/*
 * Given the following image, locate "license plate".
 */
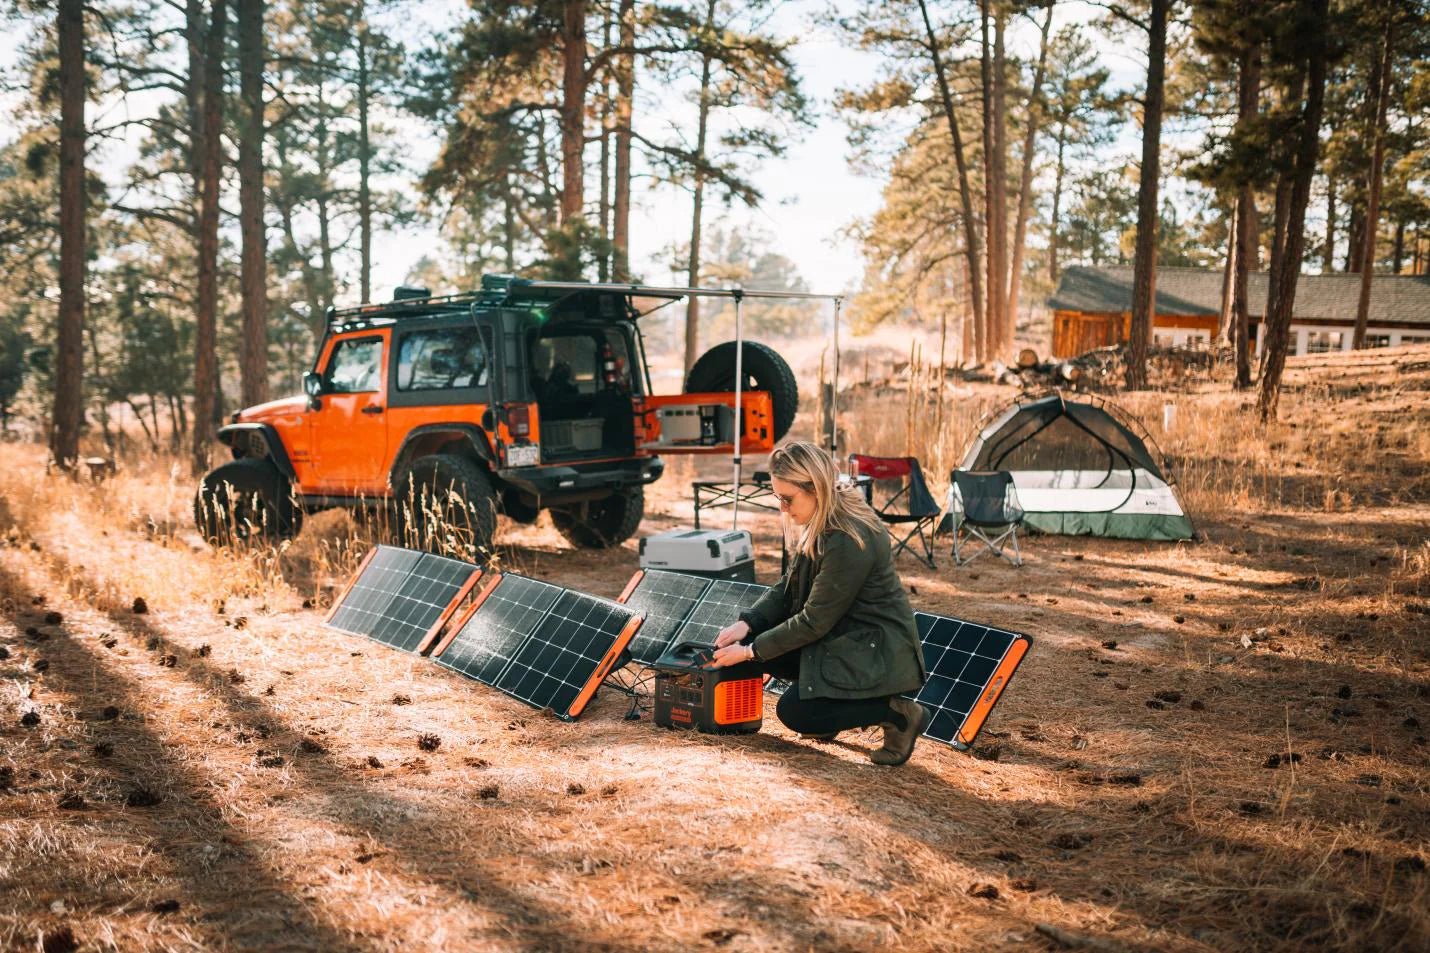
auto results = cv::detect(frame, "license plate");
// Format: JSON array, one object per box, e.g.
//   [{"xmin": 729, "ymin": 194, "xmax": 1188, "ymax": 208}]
[{"xmin": 506, "ymin": 444, "xmax": 540, "ymax": 468}]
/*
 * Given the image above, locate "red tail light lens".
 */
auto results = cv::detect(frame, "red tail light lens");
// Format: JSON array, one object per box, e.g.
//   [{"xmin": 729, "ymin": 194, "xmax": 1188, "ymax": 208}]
[{"xmin": 507, "ymin": 403, "xmax": 531, "ymax": 438}]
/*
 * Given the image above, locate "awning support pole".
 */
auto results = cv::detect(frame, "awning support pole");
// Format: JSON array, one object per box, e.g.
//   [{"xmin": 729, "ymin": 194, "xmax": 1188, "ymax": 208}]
[
  {"xmin": 831, "ymin": 296, "xmax": 842, "ymax": 459},
  {"xmin": 732, "ymin": 288, "xmax": 744, "ymax": 530}
]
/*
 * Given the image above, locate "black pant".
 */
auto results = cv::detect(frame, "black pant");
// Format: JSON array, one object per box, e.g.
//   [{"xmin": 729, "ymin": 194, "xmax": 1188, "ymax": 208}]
[{"xmin": 757, "ymin": 651, "xmax": 903, "ymax": 736}]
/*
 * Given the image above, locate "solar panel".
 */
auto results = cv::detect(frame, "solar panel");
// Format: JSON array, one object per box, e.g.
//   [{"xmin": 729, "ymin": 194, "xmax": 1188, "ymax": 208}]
[
  {"xmin": 908, "ymin": 611, "xmax": 1030, "ymax": 750},
  {"xmin": 673, "ymin": 579, "xmax": 769, "ymax": 648},
  {"xmin": 434, "ymin": 574, "xmax": 562, "ymax": 684},
  {"xmin": 323, "ymin": 546, "xmax": 482, "ymax": 654},
  {"xmin": 367, "ymin": 553, "xmax": 483, "ymax": 653},
  {"xmin": 491, "ymin": 589, "xmax": 641, "ymax": 718},
  {"xmin": 616, "ymin": 569, "xmax": 712, "ymax": 663},
  {"xmin": 432, "ymin": 573, "xmax": 642, "ymax": 719},
  {"xmin": 324, "ymin": 545, "xmax": 423, "ymax": 637}
]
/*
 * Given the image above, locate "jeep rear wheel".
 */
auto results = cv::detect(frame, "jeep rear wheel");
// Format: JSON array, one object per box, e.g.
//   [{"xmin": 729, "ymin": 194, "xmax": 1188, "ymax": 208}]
[
  {"xmin": 395, "ymin": 453, "xmax": 497, "ymax": 557},
  {"xmin": 550, "ymin": 487, "xmax": 644, "ymax": 549},
  {"xmin": 194, "ymin": 458, "xmax": 302, "ymax": 546},
  {"xmin": 684, "ymin": 340, "xmax": 799, "ymax": 442}
]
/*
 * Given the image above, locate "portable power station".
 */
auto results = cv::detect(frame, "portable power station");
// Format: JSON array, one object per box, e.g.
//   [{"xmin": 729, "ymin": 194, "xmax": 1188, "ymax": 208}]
[{"xmin": 651, "ymin": 642, "xmax": 763, "ymax": 734}]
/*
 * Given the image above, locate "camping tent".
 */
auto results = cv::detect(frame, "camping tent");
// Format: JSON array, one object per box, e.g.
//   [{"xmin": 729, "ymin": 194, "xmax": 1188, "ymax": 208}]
[{"xmin": 958, "ymin": 392, "xmax": 1194, "ymax": 541}]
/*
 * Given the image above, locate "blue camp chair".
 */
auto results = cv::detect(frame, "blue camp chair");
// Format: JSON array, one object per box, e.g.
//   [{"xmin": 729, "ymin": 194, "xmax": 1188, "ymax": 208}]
[
  {"xmin": 948, "ymin": 470, "xmax": 1025, "ymax": 566},
  {"xmin": 849, "ymin": 454, "xmax": 941, "ymax": 569}
]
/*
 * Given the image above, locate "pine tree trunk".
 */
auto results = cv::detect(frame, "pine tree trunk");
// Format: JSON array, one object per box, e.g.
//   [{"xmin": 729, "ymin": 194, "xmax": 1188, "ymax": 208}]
[
  {"xmin": 991, "ymin": 10, "xmax": 1010, "ymax": 351},
  {"xmin": 1217, "ymin": 210, "xmax": 1236, "ymax": 343},
  {"xmin": 612, "ymin": 0, "xmax": 634, "ymax": 280},
  {"xmin": 192, "ymin": 0, "xmax": 226, "ymax": 476},
  {"xmin": 503, "ymin": 170, "xmax": 517, "ymax": 272},
  {"xmin": 559, "ymin": 0, "xmax": 587, "ymax": 224},
  {"xmin": 1352, "ymin": 17, "xmax": 1395, "ymax": 349},
  {"xmin": 1344, "ymin": 206, "xmax": 1363, "ymax": 272},
  {"xmin": 1005, "ymin": 2, "xmax": 1053, "ymax": 332},
  {"xmin": 1257, "ymin": 0, "xmax": 1330, "ymax": 422},
  {"xmin": 357, "ymin": 18, "xmax": 372, "ymax": 302},
  {"xmin": 684, "ymin": 0, "xmax": 718, "ymax": 373},
  {"xmin": 238, "ymin": 0, "xmax": 268, "ymax": 408},
  {"xmin": 1233, "ymin": 29, "xmax": 1260, "ymax": 394},
  {"xmin": 980, "ymin": 3, "xmax": 1002, "ymax": 361},
  {"xmin": 186, "ymin": 0, "xmax": 203, "ymax": 180},
  {"xmin": 1234, "ymin": 183, "xmax": 1256, "ymax": 388},
  {"xmin": 1050, "ymin": 120, "xmax": 1067, "ymax": 284},
  {"xmin": 53, "ymin": 0, "xmax": 86, "ymax": 471},
  {"xmin": 1392, "ymin": 219, "xmax": 1405, "ymax": 273},
  {"xmin": 1265, "ymin": 171, "xmax": 1292, "ymax": 318},
  {"xmin": 916, "ymin": 0, "xmax": 984, "ymax": 362},
  {"xmin": 1125, "ymin": 0, "xmax": 1168, "ymax": 391},
  {"xmin": 1323, "ymin": 172, "xmax": 1336, "ymax": 271},
  {"xmin": 597, "ymin": 6, "xmax": 612, "ymax": 281}
]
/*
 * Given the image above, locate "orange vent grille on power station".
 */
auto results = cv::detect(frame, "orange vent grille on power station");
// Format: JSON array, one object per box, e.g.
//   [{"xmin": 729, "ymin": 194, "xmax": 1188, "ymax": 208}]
[{"xmin": 714, "ymin": 678, "xmax": 763, "ymax": 725}]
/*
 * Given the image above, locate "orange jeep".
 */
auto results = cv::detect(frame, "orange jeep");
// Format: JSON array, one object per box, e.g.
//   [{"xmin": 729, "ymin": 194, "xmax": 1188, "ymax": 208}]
[{"xmin": 195, "ymin": 276, "xmax": 798, "ymax": 551}]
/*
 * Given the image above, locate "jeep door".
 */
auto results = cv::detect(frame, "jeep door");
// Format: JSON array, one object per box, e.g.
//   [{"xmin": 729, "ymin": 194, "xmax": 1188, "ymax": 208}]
[{"xmin": 310, "ymin": 332, "xmax": 390, "ymax": 493}]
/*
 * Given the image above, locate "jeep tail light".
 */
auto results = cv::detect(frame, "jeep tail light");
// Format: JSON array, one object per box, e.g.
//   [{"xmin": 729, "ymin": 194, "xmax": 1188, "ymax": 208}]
[{"xmin": 507, "ymin": 403, "xmax": 531, "ymax": 438}]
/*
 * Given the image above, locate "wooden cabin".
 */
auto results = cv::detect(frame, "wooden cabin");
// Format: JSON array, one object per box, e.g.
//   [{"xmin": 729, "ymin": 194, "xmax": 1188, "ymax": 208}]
[{"xmin": 1047, "ymin": 265, "xmax": 1430, "ymax": 358}]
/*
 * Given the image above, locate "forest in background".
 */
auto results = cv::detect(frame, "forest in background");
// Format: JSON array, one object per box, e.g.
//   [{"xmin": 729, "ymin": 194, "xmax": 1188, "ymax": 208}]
[{"xmin": 2, "ymin": 0, "xmax": 1428, "ymax": 473}]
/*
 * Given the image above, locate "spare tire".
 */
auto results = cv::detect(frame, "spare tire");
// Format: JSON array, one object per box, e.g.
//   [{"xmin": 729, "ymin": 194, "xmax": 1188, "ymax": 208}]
[{"xmin": 684, "ymin": 341, "xmax": 798, "ymax": 442}]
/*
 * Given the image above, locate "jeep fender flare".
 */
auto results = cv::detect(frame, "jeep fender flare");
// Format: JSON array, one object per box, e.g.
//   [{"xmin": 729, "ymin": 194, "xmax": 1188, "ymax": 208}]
[
  {"xmin": 217, "ymin": 423, "xmax": 297, "ymax": 481},
  {"xmin": 388, "ymin": 424, "xmax": 497, "ymax": 490}
]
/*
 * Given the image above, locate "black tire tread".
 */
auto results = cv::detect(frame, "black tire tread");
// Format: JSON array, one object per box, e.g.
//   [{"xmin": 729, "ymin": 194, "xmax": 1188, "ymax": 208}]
[
  {"xmin": 194, "ymin": 457, "xmax": 301, "ymax": 545},
  {"xmin": 551, "ymin": 487, "xmax": 644, "ymax": 549},
  {"xmin": 684, "ymin": 340, "xmax": 799, "ymax": 442},
  {"xmin": 395, "ymin": 453, "xmax": 498, "ymax": 555}
]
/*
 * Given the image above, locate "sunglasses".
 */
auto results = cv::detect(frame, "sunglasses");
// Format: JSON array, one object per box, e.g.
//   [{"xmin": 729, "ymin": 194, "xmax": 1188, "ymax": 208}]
[{"xmin": 773, "ymin": 481, "xmax": 813, "ymax": 509}]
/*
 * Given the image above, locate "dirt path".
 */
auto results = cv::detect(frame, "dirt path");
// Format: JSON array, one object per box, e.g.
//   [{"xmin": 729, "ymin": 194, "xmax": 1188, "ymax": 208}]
[{"xmin": 2, "ymin": 364, "xmax": 1428, "ymax": 951}]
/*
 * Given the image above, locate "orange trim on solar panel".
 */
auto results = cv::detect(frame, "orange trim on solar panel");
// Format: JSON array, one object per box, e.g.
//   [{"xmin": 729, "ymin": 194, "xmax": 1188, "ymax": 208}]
[
  {"xmin": 415, "ymin": 568, "xmax": 483, "ymax": 655},
  {"xmin": 714, "ymin": 678, "xmax": 762, "ymax": 724},
  {"xmin": 324, "ymin": 546, "xmax": 378, "ymax": 624},
  {"xmin": 956, "ymin": 637, "xmax": 1030, "ymax": 747},
  {"xmin": 566, "ymin": 612, "xmax": 643, "ymax": 718},
  {"xmin": 430, "ymin": 572, "xmax": 503, "ymax": 657},
  {"xmin": 615, "ymin": 569, "xmax": 645, "ymax": 603}
]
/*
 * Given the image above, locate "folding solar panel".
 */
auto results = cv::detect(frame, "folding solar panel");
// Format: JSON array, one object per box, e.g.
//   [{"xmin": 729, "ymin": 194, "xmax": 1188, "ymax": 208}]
[
  {"xmin": 325, "ymin": 545, "xmax": 423, "ymax": 637},
  {"xmin": 491, "ymin": 590, "xmax": 642, "ymax": 719},
  {"xmin": 432, "ymin": 573, "xmax": 643, "ymax": 720},
  {"xmin": 616, "ymin": 569, "xmax": 712, "ymax": 664},
  {"xmin": 434, "ymin": 573, "xmax": 562, "ymax": 684},
  {"xmin": 673, "ymin": 579, "xmax": 769, "ymax": 649},
  {"xmin": 323, "ymin": 546, "xmax": 482, "ymax": 654},
  {"xmin": 907, "ymin": 611, "xmax": 1030, "ymax": 750},
  {"xmin": 367, "ymin": 553, "xmax": 484, "ymax": 653}
]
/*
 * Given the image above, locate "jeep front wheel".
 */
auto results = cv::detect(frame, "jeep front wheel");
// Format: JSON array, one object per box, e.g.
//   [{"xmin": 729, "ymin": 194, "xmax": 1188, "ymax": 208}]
[
  {"xmin": 395, "ymin": 453, "xmax": 497, "ymax": 557},
  {"xmin": 550, "ymin": 487, "xmax": 644, "ymax": 549},
  {"xmin": 194, "ymin": 458, "xmax": 302, "ymax": 546}
]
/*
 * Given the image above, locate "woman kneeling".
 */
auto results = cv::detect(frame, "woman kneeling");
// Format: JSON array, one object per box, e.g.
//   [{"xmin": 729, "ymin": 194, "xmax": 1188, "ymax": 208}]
[{"xmin": 711, "ymin": 442, "xmax": 930, "ymax": 766}]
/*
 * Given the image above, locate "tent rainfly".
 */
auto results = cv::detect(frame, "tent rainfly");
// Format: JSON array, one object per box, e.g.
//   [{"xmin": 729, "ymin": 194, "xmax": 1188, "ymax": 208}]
[{"xmin": 959, "ymin": 393, "xmax": 1194, "ymax": 541}]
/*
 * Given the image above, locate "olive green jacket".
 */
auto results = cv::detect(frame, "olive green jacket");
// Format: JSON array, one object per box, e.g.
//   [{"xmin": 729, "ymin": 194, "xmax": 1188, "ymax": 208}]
[{"xmin": 742, "ymin": 521, "xmax": 926, "ymax": 701}]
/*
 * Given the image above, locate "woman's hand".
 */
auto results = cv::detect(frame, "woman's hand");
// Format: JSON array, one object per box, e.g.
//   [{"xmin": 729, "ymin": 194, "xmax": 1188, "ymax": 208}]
[
  {"xmin": 710, "ymin": 642, "xmax": 755, "ymax": 668},
  {"xmin": 714, "ymin": 620, "xmax": 750, "ymax": 648}
]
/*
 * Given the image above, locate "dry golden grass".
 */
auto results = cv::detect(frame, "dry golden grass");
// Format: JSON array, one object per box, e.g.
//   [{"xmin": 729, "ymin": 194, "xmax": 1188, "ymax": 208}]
[{"xmin": 0, "ymin": 346, "xmax": 1427, "ymax": 953}]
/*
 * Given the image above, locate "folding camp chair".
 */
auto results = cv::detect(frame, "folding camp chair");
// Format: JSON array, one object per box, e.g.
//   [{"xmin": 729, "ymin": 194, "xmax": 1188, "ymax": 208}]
[
  {"xmin": 947, "ymin": 470, "xmax": 1025, "ymax": 566},
  {"xmin": 848, "ymin": 454, "xmax": 940, "ymax": 569}
]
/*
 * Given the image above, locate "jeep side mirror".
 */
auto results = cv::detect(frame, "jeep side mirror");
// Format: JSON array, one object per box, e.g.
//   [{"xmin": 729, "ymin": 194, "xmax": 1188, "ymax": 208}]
[{"xmin": 302, "ymin": 371, "xmax": 324, "ymax": 397}]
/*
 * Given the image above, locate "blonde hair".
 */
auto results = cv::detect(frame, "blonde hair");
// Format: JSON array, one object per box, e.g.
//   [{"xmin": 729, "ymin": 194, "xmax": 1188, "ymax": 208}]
[{"xmin": 769, "ymin": 441, "xmax": 884, "ymax": 559}]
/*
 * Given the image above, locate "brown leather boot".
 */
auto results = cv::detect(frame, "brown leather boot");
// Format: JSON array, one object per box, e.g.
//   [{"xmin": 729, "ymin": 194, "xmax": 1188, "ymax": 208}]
[{"xmin": 870, "ymin": 697, "xmax": 930, "ymax": 766}]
